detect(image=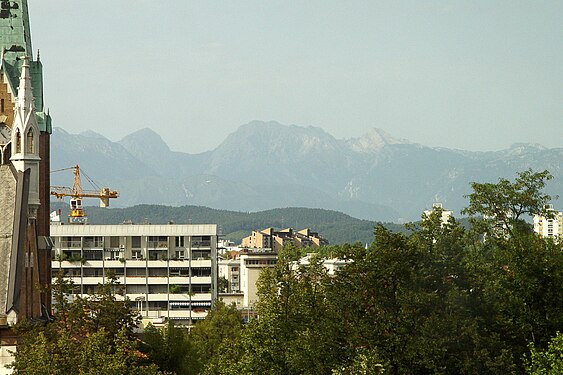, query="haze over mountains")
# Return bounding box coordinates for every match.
[51,121,563,222]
